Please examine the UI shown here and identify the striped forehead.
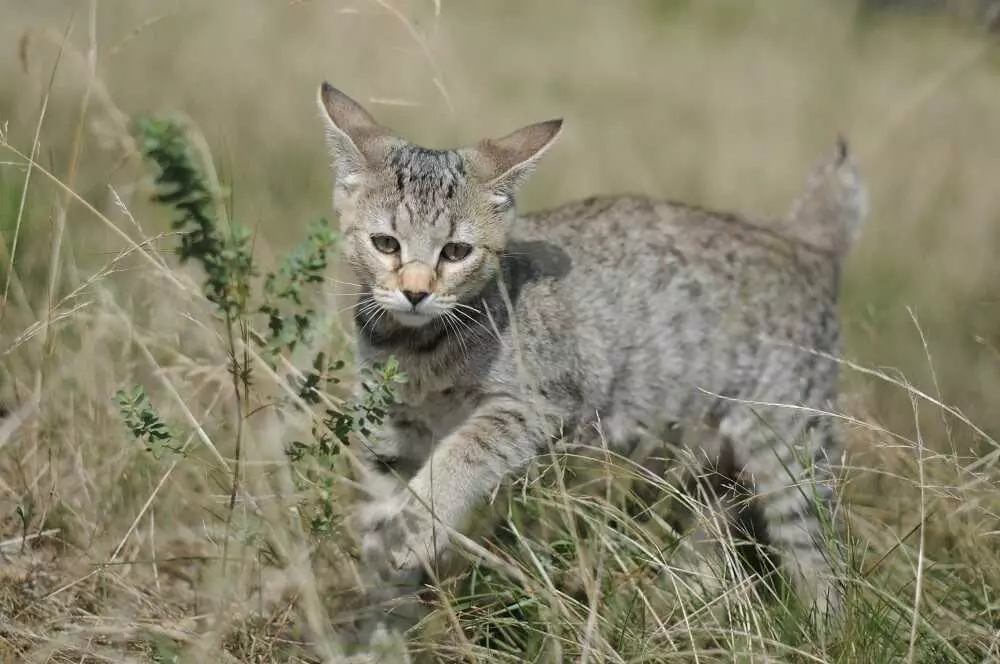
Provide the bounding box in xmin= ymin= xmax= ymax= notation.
xmin=387 ymin=146 xmax=466 ymax=237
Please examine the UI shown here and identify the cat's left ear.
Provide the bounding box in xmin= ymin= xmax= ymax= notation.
xmin=465 ymin=119 xmax=563 ymax=208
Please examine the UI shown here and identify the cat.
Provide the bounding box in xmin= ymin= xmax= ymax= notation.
xmin=316 ymin=81 xmax=866 ymax=647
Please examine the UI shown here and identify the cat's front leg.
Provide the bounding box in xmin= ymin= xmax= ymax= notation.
xmin=359 ymin=394 xmax=544 ymax=590
xmin=352 ymin=415 xmax=437 ymax=645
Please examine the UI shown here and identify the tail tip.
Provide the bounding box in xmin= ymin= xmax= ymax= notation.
xmin=834 ymin=134 xmax=849 ymax=166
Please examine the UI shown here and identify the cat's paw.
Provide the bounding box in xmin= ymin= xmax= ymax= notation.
xmin=358 ymin=491 xmax=442 ymax=586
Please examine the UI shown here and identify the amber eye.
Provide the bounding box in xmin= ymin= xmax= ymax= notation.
xmin=371 ymin=234 xmax=400 ymax=255
xmin=440 ymin=242 xmax=473 ymax=262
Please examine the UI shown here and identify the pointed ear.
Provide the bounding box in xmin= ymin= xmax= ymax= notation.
xmin=316 ymin=82 xmax=389 ymax=191
xmin=466 ymin=119 xmax=563 ymax=208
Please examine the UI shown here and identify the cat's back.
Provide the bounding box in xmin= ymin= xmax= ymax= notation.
xmin=505 ymin=192 xmax=847 ymax=422
xmin=513 ymin=193 xmax=839 ymax=300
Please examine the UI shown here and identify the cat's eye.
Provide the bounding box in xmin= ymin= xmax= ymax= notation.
xmin=371 ymin=234 xmax=400 ymax=255
xmin=440 ymin=242 xmax=473 ymax=262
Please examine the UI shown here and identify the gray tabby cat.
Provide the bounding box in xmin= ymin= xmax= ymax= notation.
xmin=316 ymin=82 xmax=865 ymax=639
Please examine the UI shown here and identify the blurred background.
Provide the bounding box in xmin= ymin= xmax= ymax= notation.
xmin=2 ymin=1 xmax=1000 ymax=658
xmin=3 ymin=0 xmax=1000 ymax=444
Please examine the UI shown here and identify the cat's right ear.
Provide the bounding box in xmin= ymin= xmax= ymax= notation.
xmin=317 ymin=82 xmax=387 ymax=194
xmin=467 ymin=118 xmax=564 ymax=210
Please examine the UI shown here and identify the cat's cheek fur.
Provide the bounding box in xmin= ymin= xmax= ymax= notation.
xmin=341 ymin=234 xmax=379 ymax=283
xmin=456 ymin=252 xmax=499 ymax=300
xmin=433 ymin=257 xmax=483 ymax=302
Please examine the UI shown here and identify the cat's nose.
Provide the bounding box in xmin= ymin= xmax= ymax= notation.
xmin=403 ymin=290 xmax=429 ymax=306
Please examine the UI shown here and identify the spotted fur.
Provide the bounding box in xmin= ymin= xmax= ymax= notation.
xmin=316 ymin=82 xmax=866 ymax=641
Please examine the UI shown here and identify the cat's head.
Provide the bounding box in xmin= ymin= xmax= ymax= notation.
xmin=317 ymin=82 xmax=562 ymax=328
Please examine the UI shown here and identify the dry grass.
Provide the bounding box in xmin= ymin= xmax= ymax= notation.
xmin=2 ymin=0 xmax=1000 ymax=662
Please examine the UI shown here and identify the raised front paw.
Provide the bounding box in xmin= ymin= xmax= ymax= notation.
xmin=358 ymin=492 xmax=443 ymax=586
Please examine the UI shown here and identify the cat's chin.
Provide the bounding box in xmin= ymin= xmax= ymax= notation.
xmin=391 ymin=311 xmax=436 ymax=328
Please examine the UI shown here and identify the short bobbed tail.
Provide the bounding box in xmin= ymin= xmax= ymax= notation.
xmin=781 ymin=136 xmax=869 ymax=258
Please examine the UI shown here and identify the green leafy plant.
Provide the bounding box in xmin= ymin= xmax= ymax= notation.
xmin=285 ymin=355 xmax=407 ymax=535
xmin=114 ymin=385 xmax=180 ymax=459
xmin=259 ymin=217 xmax=337 ymax=356
xmin=123 ymin=115 xmax=404 ymax=542
xmin=134 ymin=116 xmax=254 ymax=318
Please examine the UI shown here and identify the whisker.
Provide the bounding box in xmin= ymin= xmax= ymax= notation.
xmin=354 ymin=303 xmax=382 ymax=319
xmin=372 ymin=308 xmax=388 ymax=335
xmin=325 ymin=278 xmax=366 ymax=287
xmin=453 ymin=309 xmax=484 ymax=347
xmin=440 ymin=311 xmax=456 ymax=347
xmin=443 ymin=310 xmax=470 ymax=362
xmin=449 ymin=304 xmax=483 ymax=327
xmin=346 ymin=305 xmax=381 ymax=326
xmin=335 ymin=296 xmax=378 ymax=317
xmin=358 ymin=306 xmax=383 ymax=339
xmin=450 ymin=305 xmax=500 ymax=343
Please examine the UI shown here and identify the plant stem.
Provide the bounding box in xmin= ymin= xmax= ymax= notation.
xmin=221 ymin=309 xmax=245 ymax=578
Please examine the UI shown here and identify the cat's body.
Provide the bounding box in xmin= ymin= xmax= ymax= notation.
xmin=315 ymin=82 xmax=865 ymax=648
xmin=360 ymin=193 xmax=843 ymax=460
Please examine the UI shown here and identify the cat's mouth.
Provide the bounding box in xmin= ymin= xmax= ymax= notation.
xmin=390 ymin=310 xmax=438 ymax=328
